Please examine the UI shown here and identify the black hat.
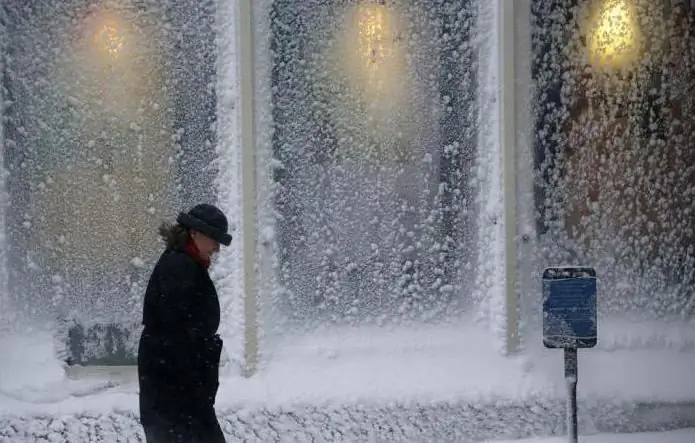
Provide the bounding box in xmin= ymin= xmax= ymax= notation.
xmin=176 ymin=203 xmax=232 ymax=246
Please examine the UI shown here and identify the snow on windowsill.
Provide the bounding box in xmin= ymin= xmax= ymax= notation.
xmin=1 ymin=319 xmax=695 ymax=418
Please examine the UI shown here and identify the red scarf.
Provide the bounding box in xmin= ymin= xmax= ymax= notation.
xmin=184 ymin=236 xmax=211 ymax=269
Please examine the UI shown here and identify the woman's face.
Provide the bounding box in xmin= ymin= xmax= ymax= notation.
xmin=191 ymin=230 xmax=220 ymax=260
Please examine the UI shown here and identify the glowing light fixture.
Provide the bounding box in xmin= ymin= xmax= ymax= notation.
xmin=328 ymin=1 xmax=417 ymax=160
xmin=340 ymin=2 xmax=407 ymax=103
xmin=80 ymin=9 xmax=131 ymax=62
xmin=356 ymin=3 xmax=392 ymax=71
xmin=94 ymin=23 xmax=125 ymax=58
xmin=65 ymin=7 xmax=157 ymax=120
xmin=586 ymin=0 xmax=641 ymax=69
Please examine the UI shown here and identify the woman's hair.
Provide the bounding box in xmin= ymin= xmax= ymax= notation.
xmin=158 ymin=222 xmax=189 ymax=249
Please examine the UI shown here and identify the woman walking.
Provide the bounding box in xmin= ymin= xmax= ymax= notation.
xmin=138 ymin=203 xmax=232 ymax=443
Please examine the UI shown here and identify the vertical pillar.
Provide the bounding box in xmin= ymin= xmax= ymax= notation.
xmin=0 ymin=4 xmax=9 ymax=330
xmin=238 ymin=0 xmax=259 ymax=377
xmin=499 ymin=0 xmax=520 ymax=355
xmin=514 ymin=0 xmax=535 ymax=353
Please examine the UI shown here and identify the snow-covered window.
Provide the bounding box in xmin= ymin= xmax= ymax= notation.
xmin=269 ymin=0 xmax=477 ymax=328
xmin=532 ymin=0 xmax=695 ymax=320
xmin=2 ymin=0 xmax=217 ymax=365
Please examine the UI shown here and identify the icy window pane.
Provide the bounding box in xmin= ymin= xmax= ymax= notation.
xmin=532 ymin=0 xmax=695 ymax=320
xmin=268 ymin=0 xmax=477 ymax=328
xmin=2 ymin=0 xmax=216 ymax=345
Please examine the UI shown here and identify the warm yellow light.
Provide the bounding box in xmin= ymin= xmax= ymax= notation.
xmin=94 ymin=24 xmax=125 ymax=58
xmin=326 ymin=1 xmax=418 ymax=160
xmin=587 ymin=0 xmax=640 ymax=69
xmin=357 ymin=4 xmax=391 ymax=71
xmin=82 ymin=10 xmax=130 ymax=61
xmin=341 ymin=3 xmax=406 ymax=100
xmin=64 ymin=8 xmax=158 ymax=119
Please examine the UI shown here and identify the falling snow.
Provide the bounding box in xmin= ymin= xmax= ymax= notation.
xmin=1 ymin=0 xmax=695 ymax=441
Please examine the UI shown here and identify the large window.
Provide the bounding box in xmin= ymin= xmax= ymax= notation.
xmin=532 ymin=0 xmax=695 ymax=320
xmin=2 ymin=0 xmax=216 ymax=363
xmin=269 ymin=0 xmax=478 ymax=327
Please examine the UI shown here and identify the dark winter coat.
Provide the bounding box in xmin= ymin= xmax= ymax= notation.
xmin=137 ymin=246 xmax=225 ymax=443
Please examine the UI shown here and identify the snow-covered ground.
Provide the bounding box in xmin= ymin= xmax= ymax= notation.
xmin=490 ymin=428 xmax=695 ymax=443
xmin=1 ymin=319 xmax=695 ymax=441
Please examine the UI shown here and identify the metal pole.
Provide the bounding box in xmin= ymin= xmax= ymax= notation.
xmin=565 ymin=347 xmax=579 ymax=443
xmin=238 ymin=0 xmax=259 ymax=377
xmin=499 ymin=0 xmax=520 ymax=354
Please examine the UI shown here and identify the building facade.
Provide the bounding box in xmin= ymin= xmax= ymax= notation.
xmin=1 ymin=0 xmax=694 ymax=373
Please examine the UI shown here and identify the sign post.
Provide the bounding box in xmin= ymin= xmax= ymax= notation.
xmin=542 ymin=267 xmax=597 ymax=443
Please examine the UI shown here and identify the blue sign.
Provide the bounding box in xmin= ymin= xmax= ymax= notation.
xmin=542 ymin=267 xmax=597 ymax=349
